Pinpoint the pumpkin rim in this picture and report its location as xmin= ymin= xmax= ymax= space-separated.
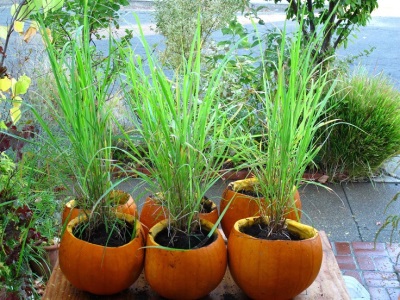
xmin=234 ymin=216 xmax=318 ymax=241
xmin=147 ymin=218 xmax=220 ymax=251
xmin=66 ymin=212 xmax=141 ymax=249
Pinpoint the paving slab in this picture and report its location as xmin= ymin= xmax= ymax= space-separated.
xmin=299 ymin=184 xmax=361 ymax=242
xmin=343 ymin=183 xmax=400 ymax=243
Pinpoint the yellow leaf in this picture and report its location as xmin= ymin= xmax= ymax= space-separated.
xmin=46 ymin=28 xmax=53 ymax=42
xmin=23 ymin=26 xmax=37 ymax=43
xmin=0 ymin=25 xmax=8 ymax=40
xmin=10 ymin=105 xmax=21 ymax=124
xmin=14 ymin=21 xmax=25 ymax=33
xmin=30 ymin=21 xmax=39 ymax=30
xmin=0 ymin=77 xmax=12 ymax=92
xmin=10 ymin=97 xmax=22 ymax=124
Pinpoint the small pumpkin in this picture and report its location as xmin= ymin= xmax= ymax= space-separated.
xmin=228 ymin=217 xmax=322 ymax=300
xmin=220 ymin=178 xmax=302 ymax=238
xmin=140 ymin=195 xmax=219 ymax=236
xmin=144 ymin=218 xmax=227 ymax=299
xmin=59 ymin=212 xmax=145 ymax=295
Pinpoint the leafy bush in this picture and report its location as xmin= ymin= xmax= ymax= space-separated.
xmin=153 ymin=0 xmax=248 ymax=68
xmin=317 ymin=69 xmax=400 ymax=180
xmin=264 ymin=0 xmax=378 ymax=58
xmin=40 ymin=0 xmax=132 ymax=52
xmin=203 ymin=17 xmax=293 ymax=136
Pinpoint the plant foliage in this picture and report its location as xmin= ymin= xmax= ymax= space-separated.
xmin=153 ymin=0 xmax=248 ymax=68
xmin=120 ymin=17 xmax=243 ymax=240
xmin=235 ymin=18 xmax=336 ymax=236
xmin=31 ymin=3 xmax=121 ymax=233
xmin=318 ymin=69 xmax=400 ymax=180
xmin=264 ymin=0 xmax=378 ymax=56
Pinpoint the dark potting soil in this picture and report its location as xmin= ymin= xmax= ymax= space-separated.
xmin=236 ymin=189 xmax=263 ymax=198
xmin=73 ymin=221 xmax=134 ymax=247
xmin=228 ymin=185 xmax=263 ymax=198
xmin=155 ymin=226 xmax=217 ymax=249
xmin=241 ymin=218 xmax=301 ymax=241
xmin=199 ymin=196 xmax=216 ymax=214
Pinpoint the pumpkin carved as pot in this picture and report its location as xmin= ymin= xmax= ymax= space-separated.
xmin=140 ymin=196 xmax=219 ymax=236
xmin=228 ymin=217 xmax=322 ymax=300
xmin=59 ymin=212 xmax=145 ymax=295
xmin=144 ymin=219 xmax=227 ymax=299
xmin=220 ymin=178 xmax=302 ymax=238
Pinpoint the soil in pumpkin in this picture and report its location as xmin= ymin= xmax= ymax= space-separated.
xmin=229 ymin=185 xmax=263 ymax=198
xmin=241 ymin=219 xmax=301 ymax=241
xmin=73 ymin=221 xmax=134 ymax=247
xmin=155 ymin=226 xmax=217 ymax=249
xmin=199 ymin=196 xmax=216 ymax=214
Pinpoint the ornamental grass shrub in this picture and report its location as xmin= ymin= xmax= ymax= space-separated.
xmin=317 ymin=68 xmax=400 ymax=180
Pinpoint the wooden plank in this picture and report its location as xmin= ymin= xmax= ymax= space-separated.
xmin=43 ymin=231 xmax=350 ymax=299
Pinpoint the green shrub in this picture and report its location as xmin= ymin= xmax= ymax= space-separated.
xmin=153 ymin=0 xmax=248 ymax=68
xmin=317 ymin=68 xmax=400 ymax=180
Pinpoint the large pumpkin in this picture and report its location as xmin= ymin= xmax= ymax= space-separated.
xmin=145 ymin=219 xmax=227 ymax=299
xmin=228 ymin=217 xmax=322 ymax=300
xmin=62 ymin=190 xmax=138 ymax=226
xmin=140 ymin=196 xmax=219 ymax=236
xmin=220 ymin=178 xmax=302 ymax=238
xmin=59 ymin=212 xmax=145 ymax=295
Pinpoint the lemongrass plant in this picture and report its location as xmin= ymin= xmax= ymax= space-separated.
xmin=31 ymin=4 xmax=123 ymax=234
xmin=237 ymin=20 xmax=337 ymax=237
xmin=119 ymin=18 xmax=243 ymax=241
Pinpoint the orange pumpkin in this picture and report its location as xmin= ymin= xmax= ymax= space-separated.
xmin=145 ymin=219 xmax=227 ymax=299
xmin=228 ymin=217 xmax=322 ymax=300
xmin=140 ymin=196 xmax=219 ymax=236
xmin=59 ymin=213 xmax=145 ymax=295
xmin=220 ymin=179 xmax=302 ymax=238
xmin=62 ymin=190 xmax=138 ymax=226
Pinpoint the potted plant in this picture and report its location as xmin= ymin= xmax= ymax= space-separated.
xmin=120 ymin=20 xmax=243 ymax=299
xmin=226 ymin=20 xmax=337 ymax=299
xmin=31 ymin=4 xmax=144 ymax=295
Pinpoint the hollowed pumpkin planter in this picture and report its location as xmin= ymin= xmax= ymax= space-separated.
xmin=62 ymin=190 xmax=138 ymax=226
xmin=220 ymin=177 xmax=302 ymax=238
xmin=140 ymin=195 xmax=219 ymax=236
xmin=59 ymin=213 xmax=145 ymax=295
xmin=144 ymin=219 xmax=227 ymax=299
xmin=228 ymin=217 xmax=322 ymax=300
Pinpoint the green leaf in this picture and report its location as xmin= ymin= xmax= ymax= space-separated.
xmin=0 ymin=120 xmax=6 ymax=129
xmin=13 ymin=75 xmax=31 ymax=96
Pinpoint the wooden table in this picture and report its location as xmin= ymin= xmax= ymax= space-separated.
xmin=43 ymin=231 xmax=350 ymax=299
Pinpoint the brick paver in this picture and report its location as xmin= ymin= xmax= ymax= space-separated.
xmin=332 ymin=241 xmax=400 ymax=300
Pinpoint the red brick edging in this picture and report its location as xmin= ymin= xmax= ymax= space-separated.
xmin=332 ymin=241 xmax=400 ymax=299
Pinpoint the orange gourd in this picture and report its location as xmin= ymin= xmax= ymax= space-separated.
xmin=228 ymin=217 xmax=322 ymax=300
xmin=140 ymin=196 xmax=219 ymax=236
xmin=220 ymin=181 xmax=302 ymax=238
xmin=144 ymin=219 xmax=227 ymax=299
xmin=59 ymin=213 xmax=145 ymax=295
